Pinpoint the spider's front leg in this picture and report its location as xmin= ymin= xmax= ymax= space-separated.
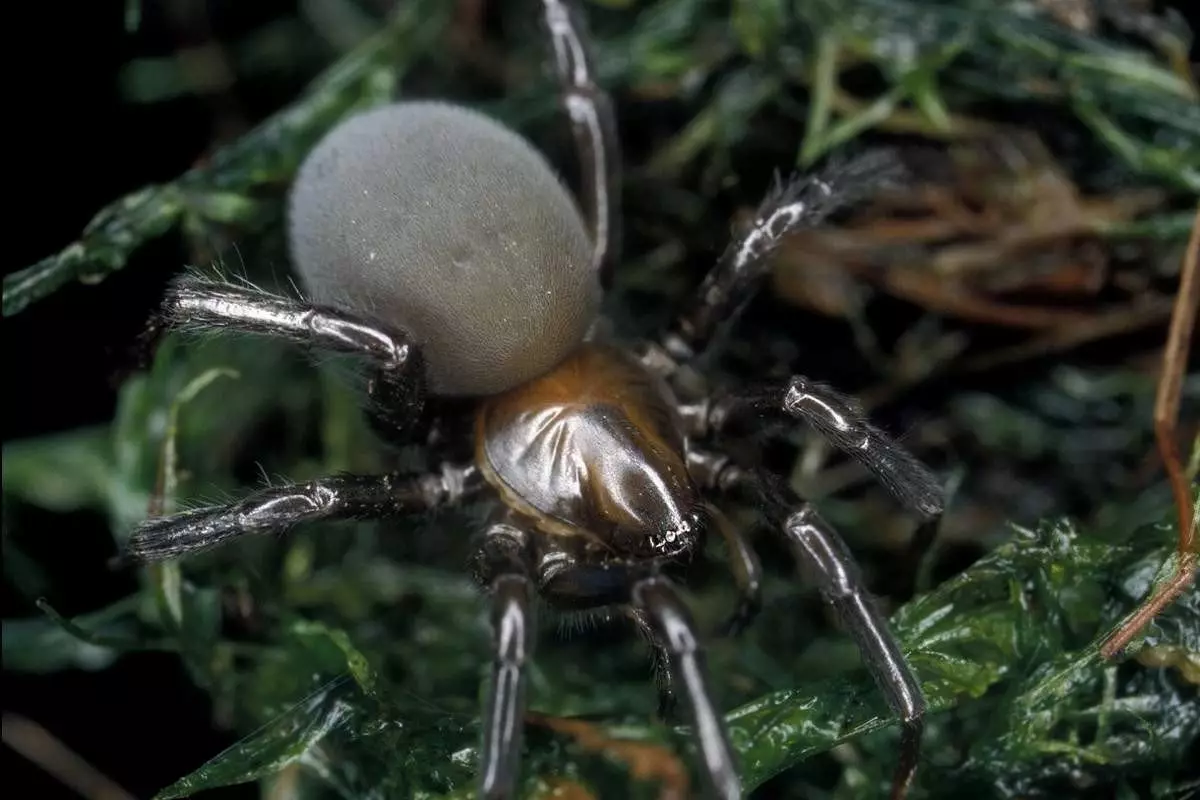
xmin=469 ymin=521 xmax=539 ymax=800
xmin=689 ymin=378 xmax=944 ymax=521
xmin=125 ymin=464 xmax=480 ymax=561
xmin=698 ymin=456 xmax=926 ymax=800
xmin=538 ymin=548 xmax=742 ymax=800
xmin=157 ymin=274 xmax=427 ymax=441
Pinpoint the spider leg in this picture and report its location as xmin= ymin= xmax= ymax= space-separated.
xmin=694 ymin=379 xmax=944 ymax=520
xmin=700 ymin=456 xmax=925 ymax=800
xmin=470 ymin=521 xmax=538 ymax=800
xmin=158 ymin=273 xmax=426 ymax=441
xmin=632 ymin=577 xmax=741 ymax=800
xmin=125 ymin=463 xmax=480 ymax=561
xmin=538 ymin=0 xmax=621 ymax=286
xmin=650 ymin=150 xmax=907 ymax=364
xmin=538 ymin=552 xmax=741 ymax=800
xmin=703 ymin=502 xmax=764 ymax=636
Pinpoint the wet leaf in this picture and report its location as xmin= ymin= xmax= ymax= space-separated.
xmin=118 ymin=506 xmax=1197 ymax=799
xmin=154 ymin=676 xmax=361 ymax=800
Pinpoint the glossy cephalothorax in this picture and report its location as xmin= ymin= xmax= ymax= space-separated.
xmin=478 ymin=344 xmax=699 ymax=562
xmin=127 ymin=2 xmax=944 ymax=799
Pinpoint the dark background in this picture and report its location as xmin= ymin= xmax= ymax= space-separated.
xmin=5 ymin=2 xmax=302 ymax=796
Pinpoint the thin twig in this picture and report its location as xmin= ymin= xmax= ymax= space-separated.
xmin=1101 ymin=205 xmax=1200 ymax=659
xmin=2 ymin=712 xmax=137 ymax=800
xmin=959 ymin=296 xmax=1174 ymax=373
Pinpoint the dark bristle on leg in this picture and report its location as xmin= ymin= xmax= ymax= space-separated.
xmin=702 ymin=379 xmax=945 ymax=521
xmin=539 ymin=0 xmax=622 ymax=286
xmin=124 ymin=465 xmax=480 ymax=562
xmin=470 ymin=523 xmax=538 ymax=800
xmin=705 ymin=460 xmax=926 ymax=800
xmin=657 ymin=150 xmax=909 ymax=362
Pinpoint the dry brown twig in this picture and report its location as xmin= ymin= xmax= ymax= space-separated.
xmin=1101 ymin=205 xmax=1200 ymax=660
xmin=2 ymin=712 xmax=136 ymax=800
xmin=770 ymin=136 xmax=1168 ymax=337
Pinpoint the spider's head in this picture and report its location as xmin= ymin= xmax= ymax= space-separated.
xmin=288 ymin=101 xmax=599 ymax=397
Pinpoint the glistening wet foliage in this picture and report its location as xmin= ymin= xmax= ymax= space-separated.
xmin=3 ymin=1 xmax=1198 ymax=798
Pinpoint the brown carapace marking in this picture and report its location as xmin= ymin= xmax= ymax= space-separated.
xmin=527 ymin=713 xmax=690 ymax=800
xmin=476 ymin=344 xmax=698 ymax=558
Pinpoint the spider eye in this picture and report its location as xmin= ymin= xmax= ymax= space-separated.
xmin=287 ymin=101 xmax=598 ymax=396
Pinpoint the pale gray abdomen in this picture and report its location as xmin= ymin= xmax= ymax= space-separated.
xmin=287 ymin=101 xmax=598 ymax=396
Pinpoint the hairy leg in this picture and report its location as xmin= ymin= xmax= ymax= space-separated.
xmin=125 ymin=463 xmax=480 ymax=561
xmin=686 ymin=378 xmax=944 ymax=520
xmin=626 ymin=607 xmax=678 ymax=720
xmin=647 ymin=150 xmax=907 ymax=366
xmin=538 ymin=0 xmax=622 ymax=286
xmin=158 ymin=273 xmax=427 ymax=441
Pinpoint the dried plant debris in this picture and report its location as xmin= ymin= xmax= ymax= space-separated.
xmin=774 ymin=135 xmax=1169 ymax=320
xmin=1101 ymin=209 xmax=1199 ymax=659
xmin=769 ymin=133 xmax=1186 ymax=379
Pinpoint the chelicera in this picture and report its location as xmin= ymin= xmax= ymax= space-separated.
xmin=125 ymin=2 xmax=945 ymax=797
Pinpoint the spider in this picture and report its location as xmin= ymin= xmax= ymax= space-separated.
xmin=125 ymin=2 xmax=944 ymax=798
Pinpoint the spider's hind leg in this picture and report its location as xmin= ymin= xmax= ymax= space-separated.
xmin=537 ymin=0 xmax=622 ymax=286
xmin=650 ymin=150 xmax=908 ymax=365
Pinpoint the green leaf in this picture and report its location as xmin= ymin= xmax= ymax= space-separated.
xmin=288 ymin=619 xmax=381 ymax=698
xmin=2 ymin=596 xmax=154 ymax=673
xmin=134 ymin=508 xmax=1198 ymax=798
xmin=158 ymin=623 xmax=481 ymax=799
xmin=154 ymin=676 xmax=361 ymax=800
xmin=2 ymin=427 xmax=114 ymax=512
xmin=2 ymin=0 xmax=455 ymax=317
